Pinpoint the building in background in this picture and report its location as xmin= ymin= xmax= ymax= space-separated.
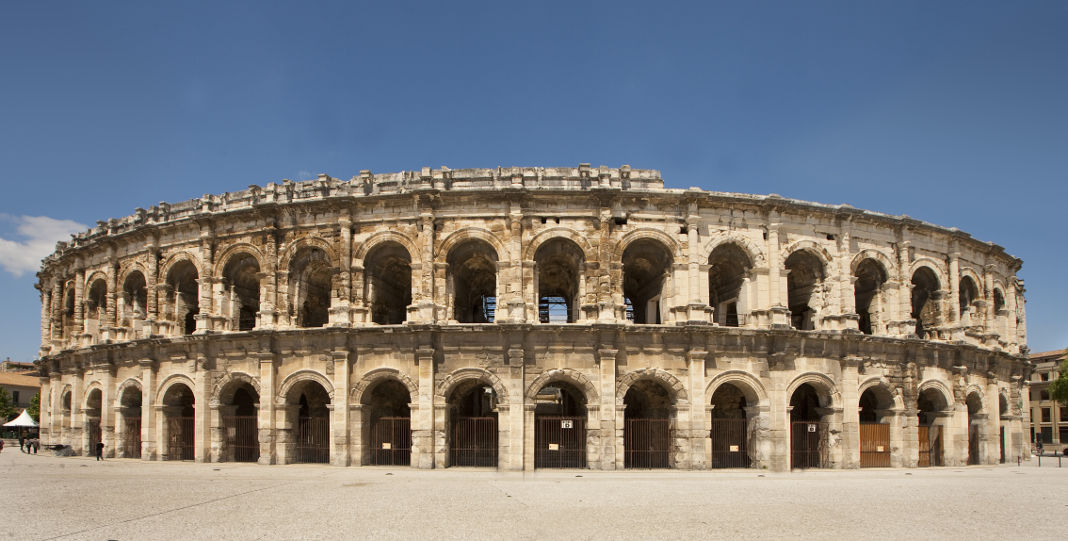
xmin=1028 ymin=349 xmax=1067 ymax=455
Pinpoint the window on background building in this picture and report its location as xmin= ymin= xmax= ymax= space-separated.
xmin=1041 ymin=390 xmax=1050 ymax=401
xmin=1060 ymin=426 xmax=1068 ymax=444
xmin=1040 ymin=372 xmax=1049 ymax=381
xmin=1060 ymin=407 xmax=1068 ymax=420
xmin=1041 ymin=426 xmax=1053 ymax=444
xmin=1041 ymin=408 xmax=1052 ymax=423
xmin=12 ymin=391 xmax=19 ymax=403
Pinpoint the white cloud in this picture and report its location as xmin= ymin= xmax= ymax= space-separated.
xmin=0 ymin=215 xmax=87 ymax=277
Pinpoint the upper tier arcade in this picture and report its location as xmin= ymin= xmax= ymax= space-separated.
xmin=36 ymin=164 xmax=1026 ymax=356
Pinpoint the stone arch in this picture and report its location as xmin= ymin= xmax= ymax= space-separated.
xmin=917 ymin=379 xmax=955 ymax=408
xmin=58 ymin=384 xmax=73 ymax=412
xmin=782 ymin=240 xmax=834 ymax=268
xmin=276 ymin=369 xmax=335 ymax=406
xmin=705 ymin=370 xmax=769 ymax=407
xmin=785 ymin=372 xmax=842 ymax=409
xmin=522 ymin=227 xmax=595 ymax=263
xmin=849 ymin=249 xmax=895 ymax=277
xmin=436 ymin=228 xmax=507 ymax=263
xmin=615 ymin=368 xmax=689 ymax=407
xmin=158 ymin=251 xmax=205 ymax=283
xmin=353 ymin=230 xmax=421 ymax=264
xmin=858 ymin=377 xmax=902 ymax=410
xmin=211 ymin=372 xmax=261 ymax=407
xmin=213 ymin=243 xmax=265 ymax=278
xmin=278 ymin=237 xmax=339 ymax=274
xmin=965 ymin=384 xmax=985 ymax=403
xmin=83 ymin=381 xmax=104 ymax=408
xmin=84 ymin=270 xmax=108 ymax=291
xmin=909 ymin=258 xmax=948 ymax=289
xmin=156 ymin=374 xmax=198 ymax=406
xmin=959 ymin=266 xmax=984 ymax=294
xmin=116 ymin=260 xmax=150 ymax=291
xmin=115 ymin=377 xmax=143 ymax=402
xmin=525 ymin=368 xmax=600 ymax=404
xmin=614 ymin=228 xmax=683 ymax=263
xmin=702 ymin=233 xmax=767 ymax=268
xmin=435 ymin=367 xmax=510 ymax=406
xmin=351 ymin=368 xmax=418 ymax=405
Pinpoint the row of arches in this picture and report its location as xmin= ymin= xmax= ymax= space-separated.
xmin=54 ymin=368 xmax=1007 ymax=469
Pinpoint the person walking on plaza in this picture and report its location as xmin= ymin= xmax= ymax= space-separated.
xmin=0 ymin=438 xmax=5 ymax=453
xmin=96 ymin=441 xmax=104 ymax=461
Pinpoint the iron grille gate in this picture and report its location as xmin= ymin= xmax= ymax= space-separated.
xmin=167 ymin=416 xmax=194 ymax=460
xmin=918 ymin=425 xmax=943 ymax=467
xmin=860 ymin=423 xmax=891 ymax=467
xmin=999 ymin=426 xmax=1005 ymax=463
xmin=297 ymin=416 xmax=330 ymax=464
xmin=224 ymin=415 xmax=259 ymax=462
xmin=370 ymin=417 xmax=411 ymax=466
xmin=535 ymin=416 xmax=586 ymax=469
xmin=967 ymin=424 xmax=980 ymax=465
xmin=450 ymin=416 xmax=497 ymax=467
xmin=88 ymin=420 xmax=102 ymax=456
xmin=709 ymin=418 xmax=750 ymax=468
xmin=123 ymin=418 xmax=142 ymax=458
xmin=790 ymin=421 xmax=829 ymax=469
xmin=625 ymin=418 xmax=671 ymax=468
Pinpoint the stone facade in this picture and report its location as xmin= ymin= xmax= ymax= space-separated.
xmin=34 ymin=165 xmax=1031 ymax=470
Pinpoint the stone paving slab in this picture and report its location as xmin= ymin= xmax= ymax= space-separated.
xmin=2 ymin=450 xmax=1066 ymax=540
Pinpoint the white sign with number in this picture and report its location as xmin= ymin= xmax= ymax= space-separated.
xmin=561 ymin=420 xmax=573 ymax=429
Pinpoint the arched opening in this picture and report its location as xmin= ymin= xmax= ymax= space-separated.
xmin=789 ymin=383 xmax=830 ymax=469
xmin=85 ymin=388 xmax=102 ymax=457
xmin=448 ymin=240 xmax=498 ymax=323
xmin=911 ymin=267 xmax=941 ymax=338
xmin=622 ymin=239 xmax=672 ymax=324
xmin=165 ymin=261 xmax=199 ymax=335
xmin=708 ymin=244 xmax=751 ymax=327
xmin=967 ymin=392 xmax=983 ymax=465
xmin=959 ymin=276 xmax=979 ymax=326
xmin=534 ymin=238 xmax=585 ymax=324
xmin=121 ymin=271 xmax=148 ymax=327
xmin=221 ymin=384 xmax=259 ymax=462
xmin=62 ymin=286 xmax=75 ymax=338
xmin=709 ymin=383 xmax=751 ymax=468
xmin=999 ymin=393 xmax=1009 ymax=463
xmin=858 ymin=387 xmax=894 ymax=467
xmin=85 ymin=279 xmax=107 ymax=335
xmin=362 ymin=379 xmax=412 ymax=466
xmin=623 ymin=379 xmax=674 ymax=468
xmin=533 ymin=382 xmax=587 ymax=468
xmin=784 ymin=251 xmax=824 ymax=330
xmin=162 ymin=383 xmax=195 ymax=461
xmin=118 ymin=385 xmax=142 ymax=458
xmin=60 ymin=389 xmax=72 ymax=421
xmin=993 ymin=289 xmax=1006 ymax=313
xmin=854 ymin=259 xmax=886 ymax=335
xmin=364 ymin=242 xmax=412 ymax=325
xmin=289 ymin=247 xmax=333 ymax=328
xmin=222 ymin=253 xmax=260 ymax=331
xmin=917 ymin=388 xmax=948 ymax=467
xmin=447 ymin=380 xmax=498 ymax=467
xmin=286 ymin=380 xmax=331 ymax=464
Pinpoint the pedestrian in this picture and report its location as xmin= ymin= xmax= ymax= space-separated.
xmin=0 ymin=438 xmax=5 ymax=453
xmin=32 ymin=438 xmax=39 ymax=454
xmin=96 ymin=441 xmax=105 ymax=461
xmin=19 ymin=435 xmax=25 ymax=453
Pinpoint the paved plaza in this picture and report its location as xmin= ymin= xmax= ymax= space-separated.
xmin=2 ymin=449 xmax=1065 ymax=540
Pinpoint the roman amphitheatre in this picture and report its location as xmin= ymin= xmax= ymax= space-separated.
xmin=34 ymin=165 xmax=1029 ymax=471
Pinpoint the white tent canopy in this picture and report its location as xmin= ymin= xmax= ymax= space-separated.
xmin=3 ymin=409 xmax=38 ymax=427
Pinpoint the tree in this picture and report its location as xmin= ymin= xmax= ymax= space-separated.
xmin=0 ymin=387 xmax=17 ymax=421
xmin=1049 ymin=348 xmax=1068 ymax=405
xmin=28 ymin=391 xmax=40 ymax=422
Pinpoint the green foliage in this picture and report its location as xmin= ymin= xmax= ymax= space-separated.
xmin=0 ymin=387 xmax=16 ymax=421
xmin=1049 ymin=350 xmax=1068 ymax=405
xmin=28 ymin=392 xmax=40 ymax=422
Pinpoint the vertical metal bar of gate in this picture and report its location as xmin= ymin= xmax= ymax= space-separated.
xmin=709 ymin=418 xmax=750 ymax=468
xmin=859 ymin=423 xmax=890 ymax=467
xmin=370 ymin=417 xmax=411 ymax=466
xmin=450 ymin=417 xmax=497 ymax=467
xmin=999 ymin=426 xmax=1006 ymax=464
xmin=297 ymin=416 xmax=330 ymax=464
xmin=535 ymin=416 xmax=586 ymax=469
xmin=918 ymin=425 xmax=942 ymax=467
xmin=791 ymin=421 xmax=829 ymax=469
xmin=124 ymin=418 xmax=141 ymax=458
xmin=167 ymin=416 xmax=194 ymax=460
xmin=224 ymin=415 xmax=259 ymax=462
xmin=624 ymin=418 xmax=670 ymax=468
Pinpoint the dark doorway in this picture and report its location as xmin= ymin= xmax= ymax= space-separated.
xmin=709 ymin=383 xmax=750 ymax=468
xmin=623 ymin=379 xmax=673 ymax=468
xmin=790 ymin=383 xmax=828 ymax=469
xmin=533 ymin=382 xmax=587 ymax=468
xmin=447 ymin=381 xmax=498 ymax=467
xmin=364 ymin=379 xmax=412 ymax=466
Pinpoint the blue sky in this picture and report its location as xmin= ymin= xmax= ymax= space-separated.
xmin=1 ymin=1 xmax=1065 ymax=361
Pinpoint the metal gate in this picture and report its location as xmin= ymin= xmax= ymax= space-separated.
xmin=791 ymin=421 xmax=829 ymax=469
xmin=450 ymin=416 xmax=497 ymax=467
xmin=967 ymin=424 xmax=980 ymax=465
xmin=860 ymin=423 xmax=890 ymax=467
xmin=918 ymin=425 xmax=943 ymax=467
xmin=999 ymin=426 xmax=1005 ymax=463
xmin=167 ymin=416 xmax=194 ymax=460
xmin=123 ymin=418 xmax=141 ymax=458
xmin=224 ymin=415 xmax=259 ymax=462
xmin=88 ymin=420 xmax=102 ymax=456
xmin=625 ymin=418 xmax=671 ymax=468
xmin=296 ymin=416 xmax=330 ymax=464
xmin=370 ymin=416 xmax=411 ymax=466
xmin=709 ymin=418 xmax=750 ymax=468
xmin=535 ymin=416 xmax=586 ymax=469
